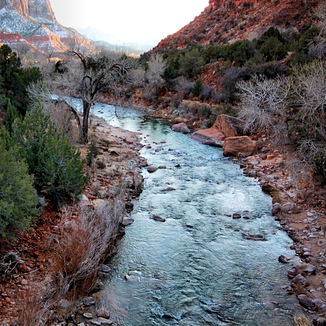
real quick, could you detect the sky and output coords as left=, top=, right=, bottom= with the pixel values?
left=50, top=0, right=208, bottom=49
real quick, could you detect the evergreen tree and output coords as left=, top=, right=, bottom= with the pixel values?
left=0, top=144, right=38, bottom=240
left=12, top=105, right=87, bottom=204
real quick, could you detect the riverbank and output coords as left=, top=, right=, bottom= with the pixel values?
left=240, top=148, right=326, bottom=324
left=105, top=94, right=326, bottom=324
left=0, top=115, right=145, bottom=325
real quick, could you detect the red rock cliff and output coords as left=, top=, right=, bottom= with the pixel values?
left=0, top=0, right=92, bottom=53
left=154, top=0, right=323, bottom=51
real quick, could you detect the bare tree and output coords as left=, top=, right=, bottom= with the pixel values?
left=238, top=75, right=290, bottom=149
left=129, top=67, right=146, bottom=87
left=146, top=54, right=165, bottom=87
left=51, top=51, right=133, bottom=143
left=142, top=54, right=166, bottom=102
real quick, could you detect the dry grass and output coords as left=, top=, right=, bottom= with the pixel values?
left=17, top=196, right=125, bottom=325
left=51, top=197, right=124, bottom=298
left=16, top=286, right=51, bottom=326
left=294, top=315, right=312, bottom=326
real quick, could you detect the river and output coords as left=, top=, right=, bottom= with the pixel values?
left=71, top=98, right=300, bottom=325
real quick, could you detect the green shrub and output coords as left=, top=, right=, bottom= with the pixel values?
left=202, top=45, right=224, bottom=63
left=3, top=100, right=20, bottom=134
left=12, top=105, right=87, bottom=203
left=260, top=36, right=288, bottom=61
left=257, top=27, right=285, bottom=48
left=0, top=144, right=38, bottom=239
left=223, top=40, right=255, bottom=66
left=179, top=48, right=205, bottom=78
left=0, top=45, right=42, bottom=115
left=192, top=80, right=203, bottom=97
left=86, top=137, right=99, bottom=166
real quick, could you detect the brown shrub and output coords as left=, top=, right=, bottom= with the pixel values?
left=51, top=198, right=124, bottom=298
left=16, top=286, right=51, bottom=326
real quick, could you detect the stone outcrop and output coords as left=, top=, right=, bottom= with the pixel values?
left=223, top=136, right=256, bottom=157
left=191, top=114, right=243, bottom=148
left=212, top=114, right=244, bottom=137
left=0, top=0, right=92, bottom=53
left=153, top=0, right=323, bottom=52
left=191, top=128, right=225, bottom=147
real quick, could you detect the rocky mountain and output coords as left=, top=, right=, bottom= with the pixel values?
left=0, top=0, right=92, bottom=53
left=154, top=0, right=324, bottom=51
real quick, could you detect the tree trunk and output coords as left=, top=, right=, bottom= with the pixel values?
left=82, top=100, right=92, bottom=143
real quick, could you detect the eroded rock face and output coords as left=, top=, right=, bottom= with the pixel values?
left=0, top=0, right=92, bottom=53
left=223, top=136, right=256, bottom=157
left=0, top=0, right=56, bottom=23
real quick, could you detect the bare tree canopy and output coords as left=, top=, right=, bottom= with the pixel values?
left=238, top=75, right=290, bottom=149
left=49, top=50, right=134, bottom=143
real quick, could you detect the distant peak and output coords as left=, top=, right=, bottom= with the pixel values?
left=0, top=0, right=56, bottom=23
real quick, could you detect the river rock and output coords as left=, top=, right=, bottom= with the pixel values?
left=59, top=299, right=71, bottom=309
left=83, top=297, right=96, bottom=306
left=122, top=218, right=134, bottom=227
left=172, top=123, right=190, bottom=134
left=223, top=136, right=256, bottom=157
left=291, top=274, right=310, bottom=288
left=191, top=129, right=225, bottom=147
left=281, top=203, right=295, bottom=214
left=147, top=166, right=158, bottom=173
left=97, top=307, right=110, bottom=318
left=98, top=317, right=114, bottom=325
left=272, top=203, right=281, bottom=216
left=313, top=317, right=326, bottom=326
left=212, top=114, right=245, bottom=137
left=152, top=214, right=166, bottom=222
left=99, top=264, right=111, bottom=273
left=83, top=312, right=93, bottom=319
left=242, top=233, right=266, bottom=241
left=295, top=263, right=317, bottom=276
left=278, top=255, right=290, bottom=264
left=297, top=294, right=319, bottom=311
left=232, top=213, right=241, bottom=219
left=161, top=187, right=176, bottom=192
left=125, top=202, right=134, bottom=210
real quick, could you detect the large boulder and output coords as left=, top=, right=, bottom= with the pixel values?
left=172, top=123, right=190, bottom=134
left=191, top=128, right=225, bottom=147
left=213, top=114, right=245, bottom=137
left=223, top=136, right=256, bottom=157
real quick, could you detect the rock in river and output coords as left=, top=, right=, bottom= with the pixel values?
left=147, top=166, right=158, bottom=173
left=152, top=214, right=166, bottom=222
left=172, top=123, right=190, bottom=134
left=191, top=128, right=225, bottom=147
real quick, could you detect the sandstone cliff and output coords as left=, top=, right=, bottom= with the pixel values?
left=154, top=0, right=324, bottom=51
left=0, top=0, right=92, bottom=53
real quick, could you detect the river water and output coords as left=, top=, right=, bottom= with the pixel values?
left=74, top=99, right=300, bottom=325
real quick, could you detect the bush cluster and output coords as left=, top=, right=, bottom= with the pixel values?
left=0, top=45, right=88, bottom=240
left=0, top=144, right=38, bottom=240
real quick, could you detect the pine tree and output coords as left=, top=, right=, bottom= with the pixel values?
left=0, top=144, right=38, bottom=240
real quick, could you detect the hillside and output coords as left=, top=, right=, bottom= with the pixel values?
left=0, top=0, right=92, bottom=53
left=154, top=0, right=324, bottom=51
